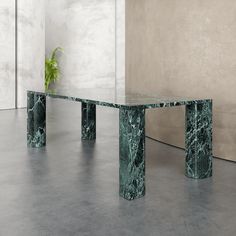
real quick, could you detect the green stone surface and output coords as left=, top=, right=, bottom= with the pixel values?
left=119, top=108, right=145, bottom=200
left=185, top=100, right=213, bottom=179
left=81, top=102, right=96, bottom=140
left=27, top=89, right=213, bottom=200
left=28, top=89, right=211, bottom=109
left=27, top=91, right=46, bottom=148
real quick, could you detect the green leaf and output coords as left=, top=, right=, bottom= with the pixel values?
left=45, top=47, right=63, bottom=90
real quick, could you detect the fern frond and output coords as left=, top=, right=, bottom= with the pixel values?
left=45, top=47, right=63, bottom=90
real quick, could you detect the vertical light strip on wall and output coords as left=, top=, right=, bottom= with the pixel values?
left=15, top=0, right=17, bottom=108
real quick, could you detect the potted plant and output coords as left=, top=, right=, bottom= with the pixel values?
left=45, top=47, right=63, bottom=91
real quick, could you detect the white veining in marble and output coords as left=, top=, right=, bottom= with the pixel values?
left=46, top=0, right=116, bottom=91
left=116, top=0, right=125, bottom=90
left=17, top=0, right=45, bottom=108
left=0, top=0, right=15, bottom=109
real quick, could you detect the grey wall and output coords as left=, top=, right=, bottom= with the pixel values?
left=0, top=0, right=15, bottom=109
left=17, top=0, right=45, bottom=108
left=46, top=0, right=117, bottom=91
left=126, top=0, right=236, bottom=162
left=0, top=0, right=125, bottom=109
left=116, top=0, right=125, bottom=90
left=0, top=0, right=45, bottom=109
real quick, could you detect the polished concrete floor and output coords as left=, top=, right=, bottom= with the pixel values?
left=0, top=99, right=236, bottom=236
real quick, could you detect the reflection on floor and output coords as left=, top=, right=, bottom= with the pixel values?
left=0, top=99, right=235, bottom=236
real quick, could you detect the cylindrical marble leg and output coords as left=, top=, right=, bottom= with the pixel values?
left=119, top=107, right=145, bottom=200
left=81, top=102, right=96, bottom=140
left=185, top=100, right=213, bottom=179
left=27, top=91, right=46, bottom=148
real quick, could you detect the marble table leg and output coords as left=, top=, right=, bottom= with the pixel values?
left=81, top=102, right=96, bottom=140
left=119, top=107, right=145, bottom=200
left=27, top=91, right=46, bottom=148
left=185, top=100, right=213, bottom=179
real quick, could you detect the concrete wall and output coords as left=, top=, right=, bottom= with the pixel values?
left=116, top=0, right=125, bottom=90
left=126, top=0, right=236, bottom=161
left=17, top=0, right=45, bottom=108
left=0, top=0, right=125, bottom=109
left=46, top=0, right=116, bottom=90
left=0, top=0, right=15, bottom=109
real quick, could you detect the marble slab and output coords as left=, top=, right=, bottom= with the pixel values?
left=27, top=89, right=212, bottom=109
left=27, top=89, right=213, bottom=200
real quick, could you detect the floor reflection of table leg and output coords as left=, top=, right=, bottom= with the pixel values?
left=185, top=100, right=213, bottom=179
left=119, top=107, right=145, bottom=200
left=81, top=102, right=96, bottom=140
left=27, top=91, right=46, bottom=148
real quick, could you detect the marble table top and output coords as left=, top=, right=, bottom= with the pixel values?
left=28, top=89, right=211, bottom=109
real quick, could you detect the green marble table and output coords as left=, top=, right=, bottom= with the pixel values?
left=27, top=89, right=213, bottom=200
